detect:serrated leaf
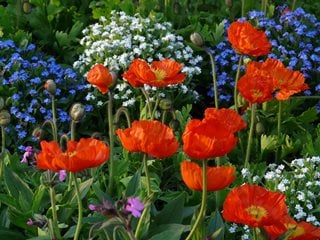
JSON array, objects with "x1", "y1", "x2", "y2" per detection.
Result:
[{"x1": 69, "y1": 21, "x2": 84, "y2": 39}]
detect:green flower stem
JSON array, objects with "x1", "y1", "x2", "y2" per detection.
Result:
[
  {"x1": 233, "y1": 54, "x2": 243, "y2": 112},
  {"x1": 134, "y1": 154, "x2": 153, "y2": 239},
  {"x1": 107, "y1": 91, "x2": 115, "y2": 194},
  {"x1": 72, "y1": 173, "x2": 83, "y2": 240},
  {"x1": 150, "y1": 93, "x2": 160, "y2": 120},
  {"x1": 244, "y1": 103, "x2": 256, "y2": 169},
  {"x1": 140, "y1": 87, "x2": 152, "y2": 120},
  {"x1": 1, "y1": 126, "x2": 5, "y2": 153},
  {"x1": 206, "y1": 49, "x2": 219, "y2": 109},
  {"x1": 276, "y1": 101, "x2": 282, "y2": 163},
  {"x1": 49, "y1": 185, "x2": 62, "y2": 239},
  {"x1": 185, "y1": 159, "x2": 208, "y2": 240},
  {"x1": 51, "y1": 96, "x2": 58, "y2": 142},
  {"x1": 71, "y1": 120, "x2": 76, "y2": 141},
  {"x1": 261, "y1": 0, "x2": 268, "y2": 14},
  {"x1": 143, "y1": 154, "x2": 152, "y2": 196},
  {"x1": 114, "y1": 107, "x2": 132, "y2": 128}
]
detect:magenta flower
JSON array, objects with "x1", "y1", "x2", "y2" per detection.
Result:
[
  {"x1": 58, "y1": 170, "x2": 67, "y2": 182},
  {"x1": 125, "y1": 197, "x2": 144, "y2": 218},
  {"x1": 21, "y1": 146, "x2": 34, "y2": 163}
]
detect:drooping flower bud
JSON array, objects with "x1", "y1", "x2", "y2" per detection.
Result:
[
  {"x1": 44, "y1": 79, "x2": 56, "y2": 96},
  {"x1": 22, "y1": 0, "x2": 32, "y2": 14},
  {"x1": 159, "y1": 99, "x2": 173, "y2": 111},
  {"x1": 190, "y1": 32, "x2": 204, "y2": 48},
  {"x1": 70, "y1": 103, "x2": 85, "y2": 122},
  {"x1": 0, "y1": 110, "x2": 11, "y2": 126}
]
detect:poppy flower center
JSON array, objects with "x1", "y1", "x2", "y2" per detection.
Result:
[
  {"x1": 245, "y1": 205, "x2": 267, "y2": 221},
  {"x1": 63, "y1": 151, "x2": 77, "y2": 157},
  {"x1": 152, "y1": 68, "x2": 166, "y2": 81},
  {"x1": 251, "y1": 89, "x2": 263, "y2": 98},
  {"x1": 285, "y1": 224, "x2": 304, "y2": 237}
]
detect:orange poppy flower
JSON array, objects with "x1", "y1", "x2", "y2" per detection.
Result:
[
  {"x1": 182, "y1": 117, "x2": 238, "y2": 160},
  {"x1": 180, "y1": 161, "x2": 236, "y2": 191},
  {"x1": 222, "y1": 184, "x2": 288, "y2": 228},
  {"x1": 227, "y1": 21, "x2": 272, "y2": 56},
  {"x1": 204, "y1": 108, "x2": 246, "y2": 133},
  {"x1": 237, "y1": 61, "x2": 274, "y2": 104},
  {"x1": 122, "y1": 58, "x2": 185, "y2": 87},
  {"x1": 37, "y1": 138, "x2": 110, "y2": 172},
  {"x1": 264, "y1": 215, "x2": 320, "y2": 240},
  {"x1": 87, "y1": 64, "x2": 113, "y2": 94},
  {"x1": 262, "y1": 58, "x2": 309, "y2": 100},
  {"x1": 116, "y1": 120, "x2": 179, "y2": 158}
]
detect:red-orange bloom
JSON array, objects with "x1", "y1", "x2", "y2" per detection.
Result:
[
  {"x1": 264, "y1": 215, "x2": 320, "y2": 240},
  {"x1": 262, "y1": 58, "x2": 309, "y2": 100},
  {"x1": 204, "y1": 108, "x2": 246, "y2": 133},
  {"x1": 37, "y1": 138, "x2": 110, "y2": 172},
  {"x1": 180, "y1": 161, "x2": 236, "y2": 191},
  {"x1": 237, "y1": 61, "x2": 274, "y2": 104},
  {"x1": 87, "y1": 64, "x2": 113, "y2": 94},
  {"x1": 182, "y1": 117, "x2": 238, "y2": 160},
  {"x1": 122, "y1": 59, "x2": 185, "y2": 87},
  {"x1": 227, "y1": 21, "x2": 272, "y2": 56},
  {"x1": 222, "y1": 184, "x2": 288, "y2": 228},
  {"x1": 116, "y1": 120, "x2": 179, "y2": 158}
]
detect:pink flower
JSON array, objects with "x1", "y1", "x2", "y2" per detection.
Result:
[{"x1": 125, "y1": 197, "x2": 144, "y2": 218}]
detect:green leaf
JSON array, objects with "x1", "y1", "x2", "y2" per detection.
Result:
[
  {"x1": 69, "y1": 21, "x2": 84, "y2": 39},
  {"x1": 151, "y1": 192, "x2": 186, "y2": 227},
  {"x1": 32, "y1": 184, "x2": 47, "y2": 212},
  {"x1": 206, "y1": 209, "x2": 224, "y2": 240},
  {"x1": 4, "y1": 167, "x2": 33, "y2": 209},
  {"x1": 0, "y1": 226, "x2": 25, "y2": 240},
  {"x1": 126, "y1": 168, "x2": 141, "y2": 196},
  {"x1": 296, "y1": 107, "x2": 318, "y2": 124},
  {"x1": 70, "y1": 178, "x2": 93, "y2": 204},
  {"x1": 147, "y1": 224, "x2": 188, "y2": 240}
]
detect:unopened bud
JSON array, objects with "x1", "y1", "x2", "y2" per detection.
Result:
[
  {"x1": 159, "y1": 99, "x2": 173, "y2": 111},
  {"x1": 70, "y1": 103, "x2": 85, "y2": 122},
  {"x1": 190, "y1": 32, "x2": 204, "y2": 48},
  {"x1": 169, "y1": 119, "x2": 180, "y2": 131},
  {"x1": 0, "y1": 110, "x2": 11, "y2": 126},
  {"x1": 0, "y1": 97, "x2": 4, "y2": 110},
  {"x1": 110, "y1": 71, "x2": 118, "y2": 88},
  {"x1": 237, "y1": 93, "x2": 246, "y2": 106},
  {"x1": 32, "y1": 127, "x2": 44, "y2": 139},
  {"x1": 44, "y1": 79, "x2": 56, "y2": 95},
  {"x1": 22, "y1": 0, "x2": 32, "y2": 14},
  {"x1": 255, "y1": 122, "x2": 265, "y2": 135}
]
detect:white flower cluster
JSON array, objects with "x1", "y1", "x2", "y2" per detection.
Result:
[
  {"x1": 264, "y1": 157, "x2": 320, "y2": 226},
  {"x1": 74, "y1": 10, "x2": 202, "y2": 108}
]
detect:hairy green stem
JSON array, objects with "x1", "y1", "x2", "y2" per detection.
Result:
[
  {"x1": 51, "y1": 96, "x2": 58, "y2": 142},
  {"x1": 140, "y1": 87, "x2": 152, "y2": 120},
  {"x1": 72, "y1": 173, "x2": 83, "y2": 240},
  {"x1": 49, "y1": 185, "x2": 62, "y2": 239},
  {"x1": 276, "y1": 101, "x2": 282, "y2": 163},
  {"x1": 233, "y1": 55, "x2": 243, "y2": 112},
  {"x1": 114, "y1": 107, "x2": 132, "y2": 128},
  {"x1": 185, "y1": 160, "x2": 208, "y2": 240},
  {"x1": 244, "y1": 103, "x2": 256, "y2": 168},
  {"x1": 134, "y1": 154, "x2": 152, "y2": 239},
  {"x1": 107, "y1": 92, "x2": 115, "y2": 194},
  {"x1": 206, "y1": 49, "x2": 219, "y2": 108},
  {"x1": 1, "y1": 126, "x2": 5, "y2": 153}
]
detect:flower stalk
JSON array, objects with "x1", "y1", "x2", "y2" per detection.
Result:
[
  {"x1": 72, "y1": 173, "x2": 83, "y2": 240},
  {"x1": 206, "y1": 48, "x2": 219, "y2": 108},
  {"x1": 108, "y1": 91, "x2": 115, "y2": 194},
  {"x1": 244, "y1": 103, "x2": 256, "y2": 168},
  {"x1": 185, "y1": 159, "x2": 208, "y2": 240},
  {"x1": 233, "y1": 54, "x2": 243, "y2": 112}
]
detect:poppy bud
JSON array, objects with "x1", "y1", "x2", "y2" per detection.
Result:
[
  {"x1": 190, "y1": 32, "x2": 204, "y2": 48},
  {"x1": 44, "y1": 79, "x2": 56, "y2": 96},
  {"x1": 70, "y1": 103, "x2": 85, "y2": 122},
  {"x1": 169, "y1": 119, "x2": 180, "y2": 131},
  {"x1": 0, "y1": 110, "x2": 11, "y2": 126},
  {"x1": 22, "y1": 0, "x2": 32, "y2": 14},
  {"x1": 32, "y1": 126, "x2": 44, "y2": 139},
  {"x1": 0, "y1": 97, "x2": 4, "y2": 110},
  {"x1": 110, "y1": 71, "x2": 118, "y2": 88},
  {"x1": 237, "y1": 93, "x2": 246, "y2": 106},
  {"x1": 159, "y1": 99, "x2": 172, "y2": 111},
  {"x1": 255, "y1": 122, "x2": 265, "y2": 135},
  {"x1": 243, "y1": 58, "x2": 252, "y2": 66}
]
